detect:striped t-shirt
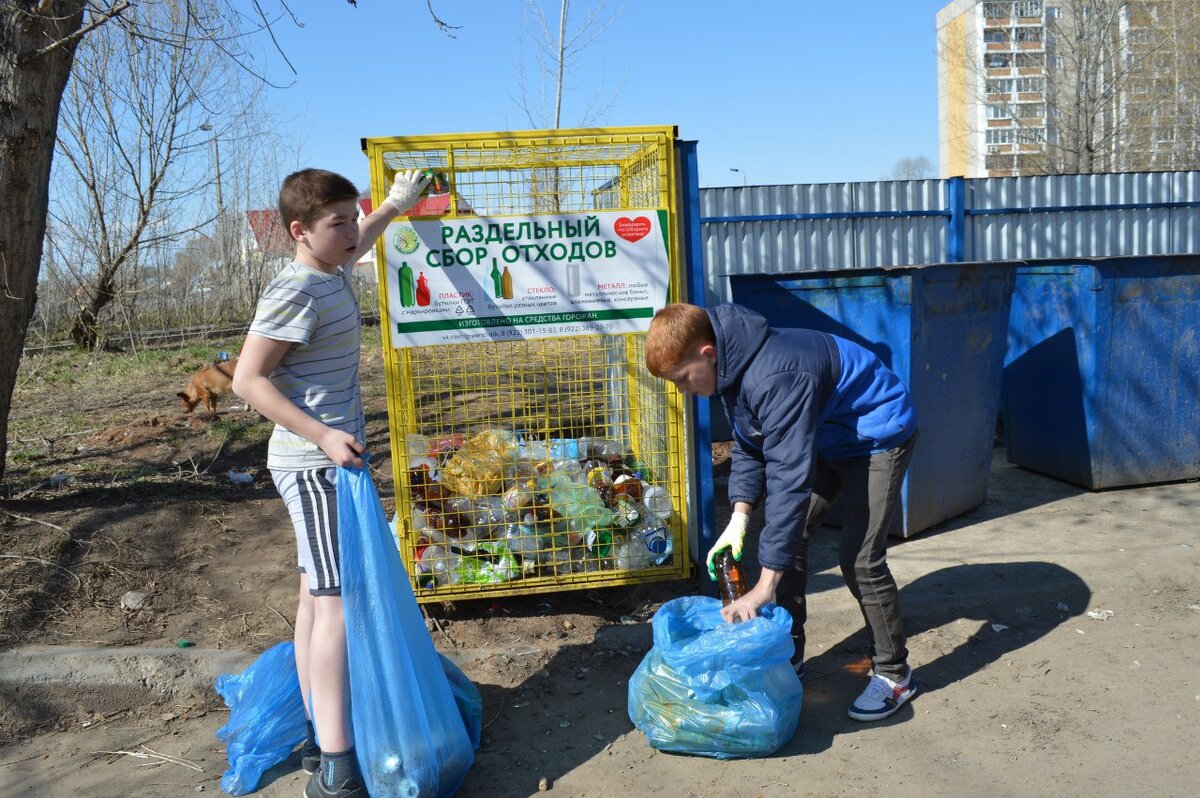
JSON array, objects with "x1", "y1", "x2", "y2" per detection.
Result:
[{"x1": 248, "y1": 262, "x2": 366, "y2": 472}]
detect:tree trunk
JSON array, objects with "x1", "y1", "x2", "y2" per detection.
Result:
[
  {"x1": 68, "y1": 264, "x2": 117, "y2": 349},
  {"x1": 0, "y1": 1, "x2": 86, "y2": 485}
]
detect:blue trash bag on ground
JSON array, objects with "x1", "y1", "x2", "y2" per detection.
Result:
[
  {"x1": 214, "y1": 645, "x2": 479, "y2": 796},
  {"x1": 215, "y1": 641, "x2": 307, "y2": 795},
  {"x1": 338, "y1": 463, "x2": 476, "y2": 798},
  {"x1": 440, "y1": 653, "x2": 482, "y2": 750},
  {"x1": 627, "y1": 595, "x2": 803, "y2": 759}
]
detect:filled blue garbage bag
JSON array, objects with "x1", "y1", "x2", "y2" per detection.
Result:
[
  {"x1": 628, "y1": 596, "x2": 802, "y2": 759},
  {"x1": 215, "y1": 641, "x2": 307, "y2": 795},
  {"x1": 214, "y1": 643, "x2": 479, "y2": 795},
  {"x1": 338, "y1": 463, "x2": 476, "y2": 798}
]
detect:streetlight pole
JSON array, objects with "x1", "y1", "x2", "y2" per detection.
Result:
[
  {"x1": 730, "y1": 167, "x2": 746, "y2": 187},
  {"x1": 199, "y1": 122, "x2": 226, "y2": 276},
  {"x1": 199, "y1": 123, "x2": 223, "y2": 216}
]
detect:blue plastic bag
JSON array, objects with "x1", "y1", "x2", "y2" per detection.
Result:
[
  {"x1": 215, "y1": 642, "x2": 307, "y2": 795},
  {"x1": 440, "y1": 653, "x2": 483, "y2": 750},
  {"x1": 338, "y1": 463, "x2": 476, "y2": 798},
  {"x1": 628, "y1": 596, "x2": 803, "y2": 759},
  {"x1": 214, "y1": 645, "x2": 479, "y2": 796}
]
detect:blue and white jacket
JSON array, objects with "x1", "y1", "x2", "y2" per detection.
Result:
[{"x1": 710, "y1": 303, "x2": 917, "y2": 572}]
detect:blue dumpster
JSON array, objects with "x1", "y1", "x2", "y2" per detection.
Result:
[
  {"x1": 730, "y1": 262, "x2": 1014, "y2": 538},
  {"x1": 1003, "y1": 256, "x2": 1200, "y2": 489}
]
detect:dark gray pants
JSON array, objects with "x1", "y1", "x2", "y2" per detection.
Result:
[{"x1": 776, "y1": 433, "x2": 917, "y2": 681}]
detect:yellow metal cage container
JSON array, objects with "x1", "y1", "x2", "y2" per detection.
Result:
[{"x1": 363, "y1": 126, "x2": 693, "y2": 602}]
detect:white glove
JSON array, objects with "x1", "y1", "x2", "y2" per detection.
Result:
[
  {"x1": 706, "y1": 510, "x2": 749, "y2": 581},
  {"x1": 386, "y1": 168, "x2": 431, "y2": 214}
]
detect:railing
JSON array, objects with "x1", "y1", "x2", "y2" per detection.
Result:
[{"x1": 21, "y1": 313, "x2": 382, "y2": 355}]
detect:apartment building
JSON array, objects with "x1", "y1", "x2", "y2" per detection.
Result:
[{"x1": 937, "y1": 0, "x2": 1200, "y2": 177}]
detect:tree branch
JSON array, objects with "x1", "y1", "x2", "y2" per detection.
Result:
[{"x1": 22, "y1": 0, "x2": 134, "y2": 63}]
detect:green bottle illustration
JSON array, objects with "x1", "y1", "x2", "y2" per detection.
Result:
[
  {"x1": 490, "y1": 259, "x2": 503, "y2": 298},
  {"x1": 399, "y1": 261, "x2": 415, "y2": 307}
]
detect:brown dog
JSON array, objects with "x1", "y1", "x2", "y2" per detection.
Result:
[{"x1": 177, "y1": 359, "x2": 238, "y2": 414}]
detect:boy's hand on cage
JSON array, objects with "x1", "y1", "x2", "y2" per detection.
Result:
[
  {"x1": 386, "y1": 169, "x2": 432, "y2": 214},
  {"x1": 706, "y1": 511, "x2": 749, "y2": 581}
]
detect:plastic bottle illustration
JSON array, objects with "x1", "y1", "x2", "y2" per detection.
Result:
[
  {"x1": 501, "y1": 266, "x2": 514, "y2": 299},
  {"x1": 566, "y1": 261, "x2": 581, "y2": 297},
  {"x1": 416, "y1": 272, "x2": 431, "y2": 306},
  {"x1": 398, "y1": 261, "x2": 415, "y2": 307},
  {"x1": 490, "y1": 260, "x2": 503, "y2": 298},
  {"x1": 716, "y1": 550, "x2": 747, "y2": 606}
]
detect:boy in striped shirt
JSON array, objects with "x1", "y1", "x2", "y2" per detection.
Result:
[{"x1": 233, "y1": 167, "x2": 428, "y2": 798}]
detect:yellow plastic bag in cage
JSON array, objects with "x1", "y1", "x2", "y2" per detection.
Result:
[{"x1": 438, "y1": 429, "x2": 521, "y2": 496}]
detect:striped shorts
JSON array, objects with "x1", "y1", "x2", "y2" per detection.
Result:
[{"x1": 272, "y1": 466, "x2": 342, "y2": 595}]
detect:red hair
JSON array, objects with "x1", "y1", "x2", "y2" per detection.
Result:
[{"x1": 645, "y1": 303, "x2": 714, "y2": 377}]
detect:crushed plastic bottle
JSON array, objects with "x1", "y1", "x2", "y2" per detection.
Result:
[
  {"x1": 612, "y1": 474, "x2": 643, "y2": 501},
  {"x1": 502, "y1": 521, "x2": 543, "y2": 560},
  {"x1": 416, "y1": 544, "x2": 462, "y2": 584},
  {"x1": 616, "y1": 519, "x2": 672, "y2": 570},
  {"x1": 541, "y1": 473, "x2": 614, "y2": 535},
  {"x1": 610, "y1": 494, "x2": 643, "y2": 528},
  {"x1": 613, "y1": 537, "x2": 645, "y2": 571},
  {"x1": 641, "y1": 485, "x2": 672, "y2": 521}
]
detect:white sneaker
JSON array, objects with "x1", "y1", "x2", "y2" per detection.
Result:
[{"x1": 848, "y1": 668, "x2": 917, "y2": 722}]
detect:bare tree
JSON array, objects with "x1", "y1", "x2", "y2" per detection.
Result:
[
  {"x1": 0, "y1": 0, "x2": 92, "y2": 489},
  {"x1": 0, "y1": 0, "x2": 455, "y2": 484},
  {"x1": 947, "y1": 0, "x2": 1200, "y2": 176},
  {"x1": 49, "y1": 0, "x2": 232, "y2": 348},
  {"x1": 1039, "y1": 0, "x2": 1130, "y2": 173},
  {"x1": 890, "y1": 155, "x2": 935, "y2": 179},
  {"x1": 213, "y1": 106, "x2": 301, "y2": 317},
  {"x1": 1109, "y1": 0, "x2": 1200, "y2": 171},
  {"x1": 513, "y1": 0, "x2": 627, "y2": 128},
  {"x1": 512, "y1": 0, "x2": 627, "y2": 213}
]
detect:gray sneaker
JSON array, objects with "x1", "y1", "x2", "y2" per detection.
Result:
[
  {"x1": 304, "y1": 762, "x2": 365, "y2": 798},
  {"x1": 300, "y1": 741, "x2": 320, "y2": 775}
]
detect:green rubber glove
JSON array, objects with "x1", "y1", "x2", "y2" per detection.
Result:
[{"x1": 706, "y1": 510, "x2": 749, "y2": 581}]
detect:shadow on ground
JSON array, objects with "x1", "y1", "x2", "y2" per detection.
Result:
[{"x1": 781, "y1": 559, "x2": 1091, "y2": 756}]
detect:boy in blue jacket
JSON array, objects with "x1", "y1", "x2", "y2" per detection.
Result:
[{"x1": 645, "y1": 302, "x2": 919, "y2": 721}]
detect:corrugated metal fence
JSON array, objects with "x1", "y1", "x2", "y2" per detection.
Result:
[{"x1": 699, "y1": 170, "x2": 1200, "y2": 306}]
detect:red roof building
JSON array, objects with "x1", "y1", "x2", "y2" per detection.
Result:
[
  {"x1": 245, "y1": 209, "x2": 293, "y2": 257},
  {"x1": 356, "y1": 190, "x2": 474, "y2": 218}
]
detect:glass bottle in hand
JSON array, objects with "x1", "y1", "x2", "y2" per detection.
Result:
[{"x1": 716, "y1": 550, "x2": 747, "y2": 607}]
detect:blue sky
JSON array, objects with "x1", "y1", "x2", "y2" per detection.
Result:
[{"x1": 261, "y1": 1, "x2": 948, "y2": 191}]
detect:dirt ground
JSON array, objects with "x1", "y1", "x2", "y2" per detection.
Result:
[{"x1": 2, "y1": 334, "x2": 1199, "y2": 797}]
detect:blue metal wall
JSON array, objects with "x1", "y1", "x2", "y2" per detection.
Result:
[
  {"x1": 701, "y1": 170, "x2": 1200, "y2": 306},
  {"x1": 700, "y1": 170, "x2": 1200, "y2": 441}
]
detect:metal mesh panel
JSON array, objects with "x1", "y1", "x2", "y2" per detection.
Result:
[
  {"x1": 379, "y1": 133, "x2": 671, "y2": 215},
  {"x1": 365, "y1": 127, "x2": 689, "y2": 602}
]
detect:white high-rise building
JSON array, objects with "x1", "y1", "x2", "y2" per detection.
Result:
[{"x1": 938, "y1": 0, "x2": 1200, "y2": 177}]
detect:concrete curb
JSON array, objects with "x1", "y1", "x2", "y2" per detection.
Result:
[
  {"x1": 0, "y1": 645, "x2": 255, "y2": 697},
  {"x1": 0, "y1": 623, "x2": 654, "y2": 702}
]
